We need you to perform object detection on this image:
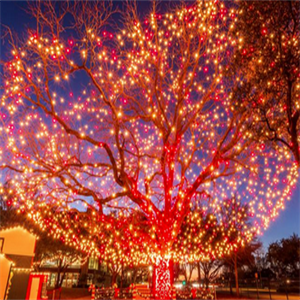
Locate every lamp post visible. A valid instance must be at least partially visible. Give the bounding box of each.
[286,279,290,300]
[255,273,260,299]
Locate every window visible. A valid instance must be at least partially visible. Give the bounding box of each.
[62,273,79,288]
[88,257,99,270]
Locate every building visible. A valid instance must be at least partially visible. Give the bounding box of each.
[39,256,111,288]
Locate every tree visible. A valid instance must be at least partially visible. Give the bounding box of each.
[175,260,221,289]
[1,183,34,233]
[222,239,262,297]
[34,236,83,288]
[177,262,196,285]
[228,1,300,165]
[252,248,275,286]
[0,1,296,298]
[175,198,249,289]
[198,259,223,289]
[267,234,300,279]
[0,190,84,289]
[106,262,122,286]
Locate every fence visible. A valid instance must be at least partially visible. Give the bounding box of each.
[217,278,300,300]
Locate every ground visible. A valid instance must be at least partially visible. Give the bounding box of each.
[59,287,300,300]
[60,288,90,299]
[218,288,300,300]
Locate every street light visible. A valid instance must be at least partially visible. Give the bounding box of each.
[286,279,290,300]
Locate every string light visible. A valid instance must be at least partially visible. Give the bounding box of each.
[0,1,298,293]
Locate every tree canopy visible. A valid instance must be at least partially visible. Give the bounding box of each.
[228,0,300,164]
[267,233,300,279]
[0,0,298,267]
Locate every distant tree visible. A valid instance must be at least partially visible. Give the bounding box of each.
[177,260,223,289]
[267,233,300,279]
[175,198,250,290]
[198,259,223,289]
[228,0,300,165]
[107,262,122,286]
[253,249,275,283]
[222,239,262,297]
[130,265,149,284]
[177,262,196,285]
[34,233,84,288]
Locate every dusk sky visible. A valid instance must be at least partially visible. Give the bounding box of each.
[1,1,299,251]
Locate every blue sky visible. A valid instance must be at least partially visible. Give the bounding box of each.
[1,0,299,250]
[262,182,299,249]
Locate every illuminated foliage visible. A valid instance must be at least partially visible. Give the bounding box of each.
[0,0,298,268]
[228,0,300,164]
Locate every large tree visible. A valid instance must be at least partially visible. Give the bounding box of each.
[0,1,297,298]
[228,0,300,164]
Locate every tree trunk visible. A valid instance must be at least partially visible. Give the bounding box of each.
[197,262,201,285]
[188,264,194,283]
[55,273,60,289]
[152,257,173,299]
[111,272,117,286]
[204,272,209,289]
[120,266,124,289]
[183,266,188,284]
[133,270,137,284]
[59,271,66,287]
[234,254,239,298]
[55,259,62,288]
[229,265,234,295]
